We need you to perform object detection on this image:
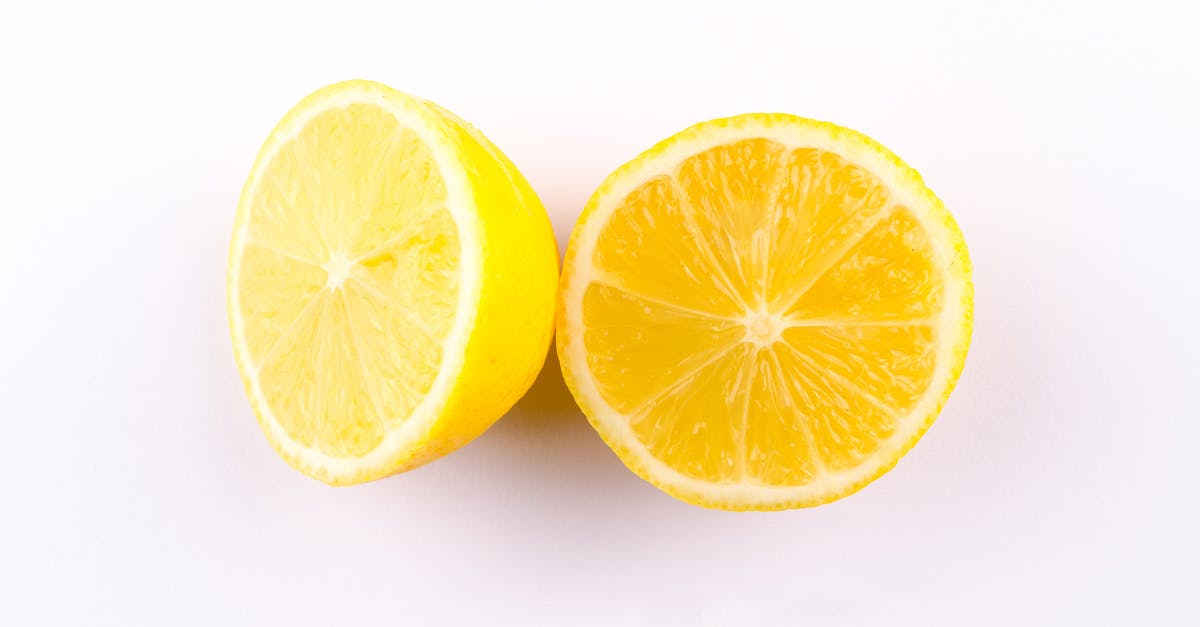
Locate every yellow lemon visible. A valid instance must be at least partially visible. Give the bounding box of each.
[228,80,558,485]
[557,114,972,510]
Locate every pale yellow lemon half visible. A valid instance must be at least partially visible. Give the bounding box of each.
[228,80,558,485]
[557,114,972,510]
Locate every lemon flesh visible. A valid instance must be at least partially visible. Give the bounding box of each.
[558,115,972,510]
[229,81,557,485]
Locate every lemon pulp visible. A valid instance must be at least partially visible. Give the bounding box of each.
[559,115,972,509]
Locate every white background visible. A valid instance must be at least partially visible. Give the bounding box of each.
[2,1,1197,624]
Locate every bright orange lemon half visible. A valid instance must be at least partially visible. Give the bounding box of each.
[557,114,972,510]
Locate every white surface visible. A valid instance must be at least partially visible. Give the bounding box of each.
[1,1,1197,624]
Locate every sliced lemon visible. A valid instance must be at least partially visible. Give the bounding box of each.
[228,80,558,485]
[557,114,972,510]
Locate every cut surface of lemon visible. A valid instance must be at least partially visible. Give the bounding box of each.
[557,114,972,510]
[228,80,557,485]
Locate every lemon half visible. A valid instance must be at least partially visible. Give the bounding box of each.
[228,80,557,485]
[557,114,972,510]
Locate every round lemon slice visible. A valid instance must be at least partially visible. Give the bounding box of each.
[557,114,972,510]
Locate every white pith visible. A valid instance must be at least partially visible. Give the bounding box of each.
[322,252,354,290]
